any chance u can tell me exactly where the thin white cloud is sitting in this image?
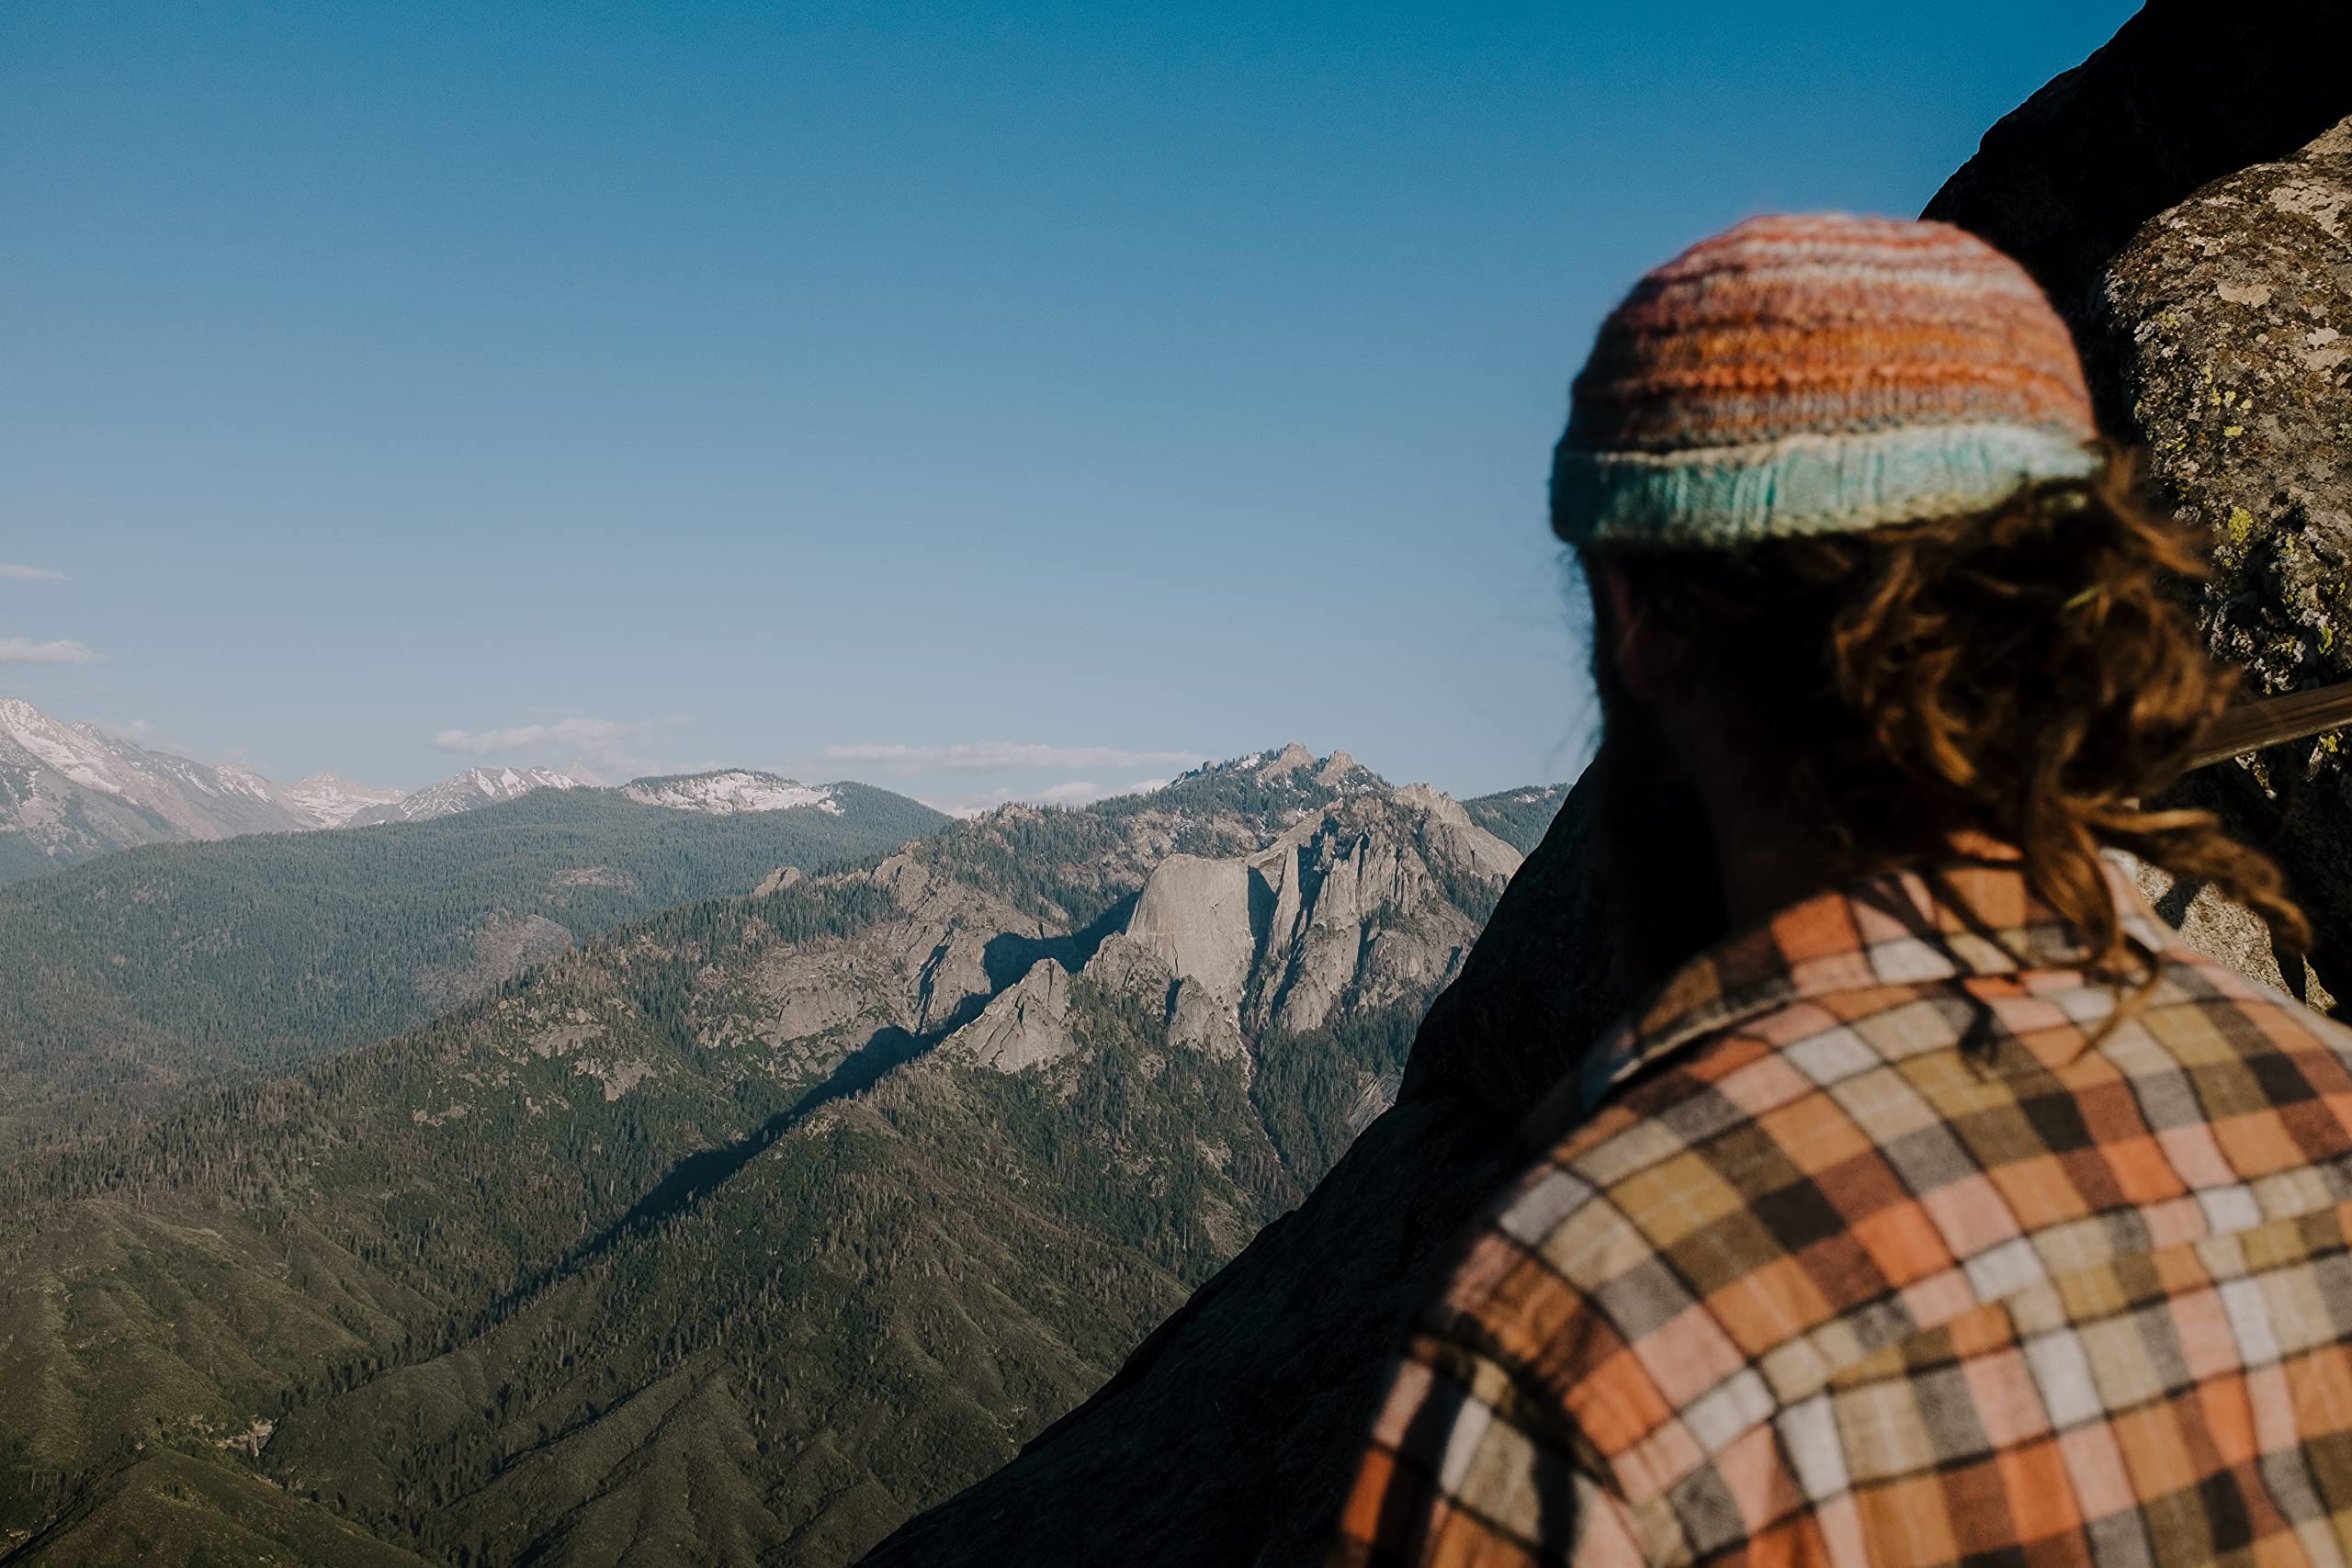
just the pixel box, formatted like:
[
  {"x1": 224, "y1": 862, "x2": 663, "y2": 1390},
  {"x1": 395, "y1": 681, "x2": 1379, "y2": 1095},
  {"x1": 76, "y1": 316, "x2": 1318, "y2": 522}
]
[
  {"x1": 918, "y1": 795, "x2": 1001, "y2": 820},
  {"x1": 434, "y1": 716, "x2": 629, "y2": 754},
  {"x1": 0, "y1": 564, "x2": 67, "y2": 581},
  {"x1": 823, "y1": 741, "x2": 1206, "y2": 773},
  {"x1": 429, "y1": 714, "x2": 700, "y2": 785},
  {"x1": 921, "y1": 776, "x2": 1171, "y2": 816},
  {"x1": 0, "y1": 636, "x2": 103, "y2": 663},
  {"x1": 1033, "y1": 777, "x2": 1171, "y2": 806}
]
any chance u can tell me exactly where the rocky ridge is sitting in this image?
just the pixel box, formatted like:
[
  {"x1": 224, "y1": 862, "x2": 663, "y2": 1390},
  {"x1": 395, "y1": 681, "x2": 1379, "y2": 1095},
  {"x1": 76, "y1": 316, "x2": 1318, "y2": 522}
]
[
  {"x1": 0, "y1": 697, "x2": 1063, "y2": 886},
  {"x1": 0, "y1": 697, "x2": 321, "y2": 880}
]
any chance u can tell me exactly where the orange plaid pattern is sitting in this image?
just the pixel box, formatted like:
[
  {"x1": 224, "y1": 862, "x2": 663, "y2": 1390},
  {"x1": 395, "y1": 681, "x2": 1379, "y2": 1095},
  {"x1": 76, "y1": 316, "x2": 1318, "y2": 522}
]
[{"x1": 1333, "y1": 856, "x2": 2352, "y2": 1565}]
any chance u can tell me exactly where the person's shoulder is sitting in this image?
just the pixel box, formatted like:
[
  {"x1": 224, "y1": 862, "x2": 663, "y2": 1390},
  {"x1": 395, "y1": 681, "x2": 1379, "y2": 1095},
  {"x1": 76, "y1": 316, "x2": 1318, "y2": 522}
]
[
  {"x1": 1432, "y1": 1062, "x2": 1788, "y2": 1349},
  {"x1": 2150, "y1": 938, "x2": 2352, "y2": 1055}
]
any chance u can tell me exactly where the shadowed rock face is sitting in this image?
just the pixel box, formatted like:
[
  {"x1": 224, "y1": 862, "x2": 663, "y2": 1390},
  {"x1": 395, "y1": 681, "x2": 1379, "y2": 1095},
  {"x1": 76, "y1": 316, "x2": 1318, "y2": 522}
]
[
  {"x1": 869, "y1": 14, "x2": 2352, "y2": 1566},
  {"x1": 1922, "y1": 0, "x2": 2352, "y2": 320}
]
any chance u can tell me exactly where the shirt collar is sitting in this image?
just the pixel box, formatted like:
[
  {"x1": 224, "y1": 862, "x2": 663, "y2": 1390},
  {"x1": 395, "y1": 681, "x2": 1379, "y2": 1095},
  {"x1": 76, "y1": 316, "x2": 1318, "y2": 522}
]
[{"x1": 1577, "y1": 851, "x2": 2179, "y2": 1113}]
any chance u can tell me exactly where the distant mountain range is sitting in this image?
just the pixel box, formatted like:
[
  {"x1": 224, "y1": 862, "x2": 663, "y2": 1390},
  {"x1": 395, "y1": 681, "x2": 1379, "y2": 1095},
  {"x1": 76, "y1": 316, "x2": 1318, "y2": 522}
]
[
  {"x1": 0, "y1": 774, "x2": 948, "y2": 1151},
  {"x1": 277, "y1": 770, "x2": 410, "y2": 828},
  {"x1": 0, "y1": 697, "x2": 920, "y2": 886},
  {"x1": 0, "y1": 697, "x2": 322, "y2": 878},
  {"x1": 345, "y1": 765, "x2": 582, "y2": 827},
  {"x1": 0, "y1": 745, "x2": 1566, "y2": 1567}
]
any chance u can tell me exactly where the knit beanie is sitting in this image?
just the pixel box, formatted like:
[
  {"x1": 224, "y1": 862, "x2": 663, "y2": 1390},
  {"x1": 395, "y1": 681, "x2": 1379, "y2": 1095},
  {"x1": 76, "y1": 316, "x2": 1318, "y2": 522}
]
[{"x1": 1552, "y1": 213, "x2": 2101, "y2": 549}]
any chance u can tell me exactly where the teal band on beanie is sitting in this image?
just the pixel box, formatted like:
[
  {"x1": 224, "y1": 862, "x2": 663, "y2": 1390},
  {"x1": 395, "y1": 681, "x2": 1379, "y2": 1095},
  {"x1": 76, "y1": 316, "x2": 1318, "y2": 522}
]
[
  {"x1": 1555, "y1": 214, "x2": 2104, "y2": 550},
  {"x1": 1552, "y1": 422, "x2": 2103, "y2": 548}
]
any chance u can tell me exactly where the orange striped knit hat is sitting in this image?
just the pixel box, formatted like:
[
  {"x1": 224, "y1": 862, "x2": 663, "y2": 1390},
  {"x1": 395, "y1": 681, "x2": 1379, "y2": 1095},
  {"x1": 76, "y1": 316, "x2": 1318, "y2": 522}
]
[{"x1": 1552, "y1": 213, "x2": 2101, "y2": 548}]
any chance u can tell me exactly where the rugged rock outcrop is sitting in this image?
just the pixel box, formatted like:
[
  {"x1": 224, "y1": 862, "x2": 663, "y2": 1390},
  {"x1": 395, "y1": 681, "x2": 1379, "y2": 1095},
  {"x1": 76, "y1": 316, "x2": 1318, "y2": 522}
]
[
  {"x1": 1126, "y1": 854, "x2": 1261, "y2": 1002},
  {"x1": 2085, "y1": 121, "x2": 2352, "y2": 626},
  {"x1": 1118, "y1": 797, "x2": 1521, "y2": 1045},
  {"x1": 865, "y1": 784, "x2": 1612, "y2": 1566},
  {"x1": 1083, "y1": 932, "x2": 1250, "y2": 1063},
  {"x1": 2085, "y1": 118, "x2": 2352, "y2": 1005},
  {"x1": 946, "y1": 958, "x2": 1076, "y2": 1072},
  {"x1": 1261, "y1": 741, "x2": 1317, "y2": 778},
  {"x1": 752, "y1": 863, "x2": 805, "y2": 898},
  {"x1": 870, "y1": 12, "x2": 2352, "y2": 1566},
  {"x1": 731, "y1": 849, "x2": 1046, "y2": 1081},
  {"x1": 2130, "y1": 855, "x2": 2338, "y2": 1016}
]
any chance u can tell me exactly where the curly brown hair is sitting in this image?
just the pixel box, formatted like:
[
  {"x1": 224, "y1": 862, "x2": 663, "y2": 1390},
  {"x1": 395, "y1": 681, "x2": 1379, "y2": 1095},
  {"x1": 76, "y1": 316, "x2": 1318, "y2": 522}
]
[{"x1": 1589, "y1": 450, "x2": 2309, "y2": 995}]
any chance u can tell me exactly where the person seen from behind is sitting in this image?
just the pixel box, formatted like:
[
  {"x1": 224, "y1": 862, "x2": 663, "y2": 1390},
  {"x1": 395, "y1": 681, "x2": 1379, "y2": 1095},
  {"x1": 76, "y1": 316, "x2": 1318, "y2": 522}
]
[{"x1": 1333, "y1": 213, "x2": 2352, "y2": 1565}]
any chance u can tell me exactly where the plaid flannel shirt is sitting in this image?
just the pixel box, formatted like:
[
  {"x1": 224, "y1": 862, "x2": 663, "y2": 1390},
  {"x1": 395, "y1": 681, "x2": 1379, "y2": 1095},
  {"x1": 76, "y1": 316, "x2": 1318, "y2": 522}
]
[{"x1": 1334, "y1": 855, "x2": 2352, "y2": 1566}]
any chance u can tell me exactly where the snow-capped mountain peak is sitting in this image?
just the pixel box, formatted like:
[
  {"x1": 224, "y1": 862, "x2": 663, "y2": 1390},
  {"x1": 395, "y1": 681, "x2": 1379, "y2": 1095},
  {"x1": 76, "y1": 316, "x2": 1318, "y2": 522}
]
[
  {"x1": 0, "y1": 697, "x2": 334, "y2": 878},
  {"x1": 0, "y1": 697, "x2": 133, "y2": 795},
  {"x1": 282, "y1": 772, "x2": 410, "y2": 829},
  {"x1": 619, "y1": 770, "x2": 842, "y2": 816},
  {"x1": 346, "y1": 767, "x2": 582, "y2": 828}
]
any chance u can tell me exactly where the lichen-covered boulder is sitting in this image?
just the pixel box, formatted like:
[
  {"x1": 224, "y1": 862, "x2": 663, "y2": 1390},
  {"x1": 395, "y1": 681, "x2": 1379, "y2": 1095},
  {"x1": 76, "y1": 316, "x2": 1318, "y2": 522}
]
[
  {"x1": 2090, "y1": 118, "x2": 2352, "y2": 700},
  {"x1": 2084, "y1": 118, "x2": 2352, "y2": 1006}
]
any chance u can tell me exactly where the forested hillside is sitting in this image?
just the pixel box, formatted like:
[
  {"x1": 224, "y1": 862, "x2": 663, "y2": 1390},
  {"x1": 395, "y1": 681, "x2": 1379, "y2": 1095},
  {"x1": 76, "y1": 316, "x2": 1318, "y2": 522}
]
[
  {"x1": 0, "y1": 747, "x2": 1532, "y2": 1567},
  {"x1": 0, "y1": 779, "x2": 945, "y2": 1152},
  {"x1": 1463, "y1": 782, "x2": 1571, "y2": 853}
]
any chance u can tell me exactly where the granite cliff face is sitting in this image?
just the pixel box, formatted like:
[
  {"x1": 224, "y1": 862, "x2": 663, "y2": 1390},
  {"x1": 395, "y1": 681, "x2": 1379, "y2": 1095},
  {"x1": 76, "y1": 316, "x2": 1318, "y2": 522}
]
[
  {"x1": 871, "y1": 13, "x2": 2352, "y2": 1565},
  {"x1": 1124, "y1": 796, "x2": 1512, "y2": 1038}
]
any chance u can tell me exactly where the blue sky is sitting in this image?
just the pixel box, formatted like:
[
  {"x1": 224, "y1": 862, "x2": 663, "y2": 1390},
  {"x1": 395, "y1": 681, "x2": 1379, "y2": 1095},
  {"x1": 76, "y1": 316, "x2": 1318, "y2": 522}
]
[{"x1": 2, "y1": 0, "x2": 2131, "y2": 811}]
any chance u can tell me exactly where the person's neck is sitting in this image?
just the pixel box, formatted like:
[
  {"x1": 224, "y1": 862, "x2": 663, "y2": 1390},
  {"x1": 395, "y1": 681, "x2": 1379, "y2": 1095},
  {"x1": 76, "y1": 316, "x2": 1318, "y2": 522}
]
[
  {"x1": 1685, "y1": 754, "x2": 1869, "y2": 932},
  {"x1": 1702, "y1": 790, "x2": 2019, "y2": 934},
  {"x1": 1705, "y1": 807, "x2": 1846, "y2": 932}
]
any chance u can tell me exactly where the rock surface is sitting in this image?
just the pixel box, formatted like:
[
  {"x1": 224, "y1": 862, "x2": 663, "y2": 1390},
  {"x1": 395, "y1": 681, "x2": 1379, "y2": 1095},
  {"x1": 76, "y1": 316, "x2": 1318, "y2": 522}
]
[
  {"x1": 2084, "y1": 118, "x2": 2352, "y2": 1007},
  {"x1": 1932, "y1": 22, "x2": 2352, "y2": 1010},
  {"x1": 2087, "y1": 118, "x2": 2352, "y2": 703},
  {"x1": 752, "y1": 863, "x2": 805, "y2": 898},
  {"x1": 2128, "y1": 854, "x2": 2338, "y2": 1016},
  {"x1": 947, "y1": 958, "x2": 1076, "y2": 1072},
  {"x1": 1922, "y1": 0, "x2": 2352, "y2": 320},
  {"x1": 1125, "y1": 854, "x2": 1261, "y2": 1002}
]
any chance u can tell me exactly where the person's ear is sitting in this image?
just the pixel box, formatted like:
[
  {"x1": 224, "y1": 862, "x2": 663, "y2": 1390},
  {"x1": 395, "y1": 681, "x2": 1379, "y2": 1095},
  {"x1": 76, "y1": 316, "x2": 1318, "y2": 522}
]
[{"x1": 1591, "y1": 558, "x2": 1670, "y2": 706}]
